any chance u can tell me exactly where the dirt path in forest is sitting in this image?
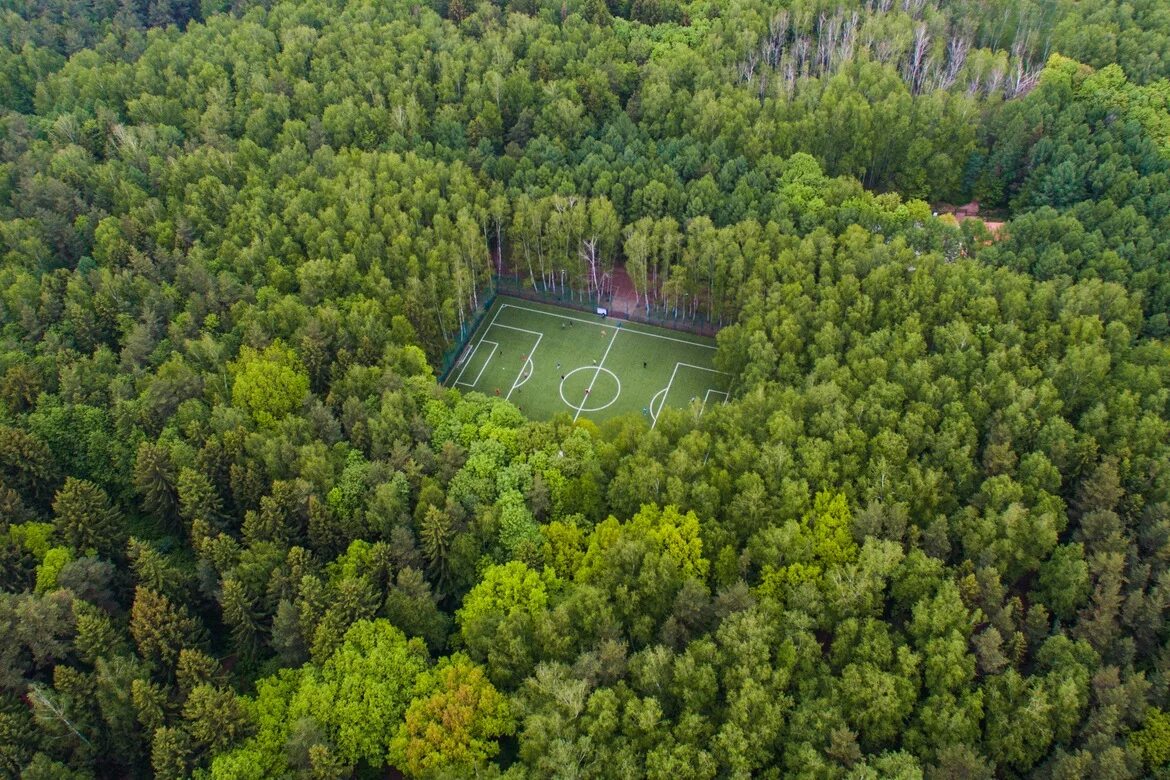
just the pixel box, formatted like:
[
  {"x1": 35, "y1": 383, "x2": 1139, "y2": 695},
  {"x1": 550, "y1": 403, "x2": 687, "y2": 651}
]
[
  {"x1": 609, "y1": 265, "x2": 640, "y2": 315},
  {"x1": 934, "y1": 200, "x2": 1006, "y2": 237}
]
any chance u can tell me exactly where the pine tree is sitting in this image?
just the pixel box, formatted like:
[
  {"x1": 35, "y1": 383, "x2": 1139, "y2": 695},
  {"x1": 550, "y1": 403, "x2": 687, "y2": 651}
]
[
  {"x1": 130, "y1": 587, "x2": 207, "y2": 674},
  {"x1": 133, "y1": 442, "x2": 179, "y2": 529},
  {"x1": 0, "y1": 425, "x2": 56, "y2": 507},
  {"x1": 419, "y1": 504, "x2": 453, "y2": 590},
  {"x1": 175, "y1": 648, "x2": 221, "y2": 694},
  {"x1": 52, "y1": 477, "x2": 124, "y2": 558},
  {"x1": 177, "y1": 467, "x2": 222, "y2": 526},
  {"x1": 220, "y1": 577, "x2": 265, "y2": 662},
  {"x1": 181, "y1": 684, "x2": 250, "y2": 755},
  {"x1": 150, "y1": 726, "x2": 192, "y2": 780}
]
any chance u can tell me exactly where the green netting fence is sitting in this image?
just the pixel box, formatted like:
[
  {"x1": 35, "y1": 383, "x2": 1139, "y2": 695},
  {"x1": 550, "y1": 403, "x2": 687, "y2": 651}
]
[{"x1": 437, "y1": 291, "x2": 497, "y2": 384}]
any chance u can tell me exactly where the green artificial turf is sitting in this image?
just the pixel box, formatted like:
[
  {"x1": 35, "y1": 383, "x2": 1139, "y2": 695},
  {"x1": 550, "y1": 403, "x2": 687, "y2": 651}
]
[{"x1": 447, "y1": 296, "x2": 730, "y2": 424}]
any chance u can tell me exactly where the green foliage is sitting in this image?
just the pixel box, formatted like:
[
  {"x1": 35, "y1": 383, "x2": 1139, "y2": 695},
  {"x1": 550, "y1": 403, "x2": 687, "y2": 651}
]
[
  {"x1": 457, "y1": 561, "x2": 557, "y2": 686},
  {"x1": 182, "y1": 683, "x2": 251, "y2": 755},
  {"x1": 52, "y1": 477, "x2": 123, "y2": 558},
  {"x1": 298, "y1": 618, "x2": 428, "y2": 766},
  {"x1": 133, "y1": 442, "x2": 180, "y2": 530},
  {"x1": 976, "y1": 54, "x2": 1170, "y2": 330},
  {"x1": 7, "y1": 522, "x2": 54, "y2": 559},
  {"x1": 579, "y1": 504, "x2": 709, "y2": 582},
  {"x1": 33, "y1": 547, "x2": 71, "y2": 593},
  {"x1": 1035, "y1": 542, "x2": 1091, "y2": 620},
  {"x1": 208, "y1": 670, "x2": 302, "y2": 779},
  {"x1": 0, "y1": 590, "x2": 75, "y2": 690},
  {"x1": 213, "y1": 619, "x2": 429, "y2": 774},
  {"x1": 230, "y1": 343, "x2": 310, "y2": 427},
  {"x1": 758, "y1": 491, "x2": 857, "y2": 599},
  {"x1": 497, "y1": 488, "x2": 540, "y2": 555},
  {"x1": 129, "y1": 586, "x2": 207, "y2": 673},
  {"x1": 28, "y1": 402, "x2": 126, "y2": 493},
  {"x1": 4, "y1": 0, "x2": 1170, "y2": 776},
  {"x1": 1133, "y1": 708, "x2": 1170, "y2": 771},
  {"x1": 390, "y1": 654, "x2": 514, "y2": 777}
]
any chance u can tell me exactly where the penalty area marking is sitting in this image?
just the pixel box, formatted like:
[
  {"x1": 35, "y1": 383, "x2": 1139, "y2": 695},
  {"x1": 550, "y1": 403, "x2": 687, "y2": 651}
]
[
  {"x1": 454, "y1": 339, "x2": 499, "y2": 388},
  {"x1": 651, "y1": 362, "x2": 731, "y2": 430},
  {"x1": 453, "y1": 342, "x2": 474, "y2": 368},
  {"x1": 559, "y1": 366, "x2": 622, "y2": 415},
  {"x1": 701, "y1": 388, "x2": 730, "y2": 413},
  {"x1": 676, "y1": 361, "x2": 730, "y2": 376},
  {"x1": 450, "y1": 301, "x2": 506, "y2": 388}
]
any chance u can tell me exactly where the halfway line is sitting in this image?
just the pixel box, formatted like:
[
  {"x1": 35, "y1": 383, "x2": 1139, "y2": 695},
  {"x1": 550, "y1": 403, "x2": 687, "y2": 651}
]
[{"x1": 575, "y1": 328, "x2": 621, "y2": 422}]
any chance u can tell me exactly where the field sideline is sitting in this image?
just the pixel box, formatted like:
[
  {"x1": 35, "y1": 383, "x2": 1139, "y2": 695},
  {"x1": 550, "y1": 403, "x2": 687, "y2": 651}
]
[{"x1": 447, "y1": 296, "x2": 730, "y2": 424}]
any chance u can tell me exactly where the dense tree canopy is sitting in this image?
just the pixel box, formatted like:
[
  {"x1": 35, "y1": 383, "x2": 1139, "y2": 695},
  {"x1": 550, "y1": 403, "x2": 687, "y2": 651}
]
[{"x1": 4, "y1": 0, "x2": 1170, "y2": 776}]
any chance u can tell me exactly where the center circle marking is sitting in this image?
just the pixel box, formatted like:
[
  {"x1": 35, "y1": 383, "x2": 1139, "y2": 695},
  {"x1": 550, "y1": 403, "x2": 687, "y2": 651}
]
[{"x1": 559, "y1": 366, "x2": 622, "y2": 413}]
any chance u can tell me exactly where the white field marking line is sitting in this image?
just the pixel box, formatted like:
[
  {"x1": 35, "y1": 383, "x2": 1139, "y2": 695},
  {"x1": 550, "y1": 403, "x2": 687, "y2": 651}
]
[
  {"x1": 648, "y1": 387, "x2": 667, "y2": 423},
  {"x1": 451, "y1": 337, "x2": 483, "y2": 385},
  {"x1": 701, "y1": 388, "x2": 730, "y2": 414},
  {"x1": 651, "y1": 362, "x2": 682, "y2": 431},
  {"x1": 500, "y1": 303, "x2": 716, "y2": 350},
  {"x1": 493, "y1": 323, "x2": 544, "y2": 337},
  {"x1": 513, "y1": 357, "x2": 535, "y2": 390},
  {"x1": 574, "y1": 328, "x2": 621, "y2": 422},
  {"x1": 506, "y1": 333, "x2": 542, "y2": 401},
  {"x1": 451, "y1": 336, "x2": 498, "y2": 385},
  {"x1": 451, "y1": 304, "x2": 505, "y2": 387},
  {"x1": 451, "y1": 340, "x2": 481, "y2": 385},
  {"x1": 559, "y1": 366, "x2": 622, "y2": 413},
  {"x1": 465, "y1": 341, "x2": 500, "y2": 388},
  {"x1": 454, "y1": 342, "x2": 475, "y2": 368},
  {"x1": 451, "y1": 341, "x2": 498, "y2": 390},
  {"x1": 676, "y1": 362, "x2": 731, "y2": 375}
]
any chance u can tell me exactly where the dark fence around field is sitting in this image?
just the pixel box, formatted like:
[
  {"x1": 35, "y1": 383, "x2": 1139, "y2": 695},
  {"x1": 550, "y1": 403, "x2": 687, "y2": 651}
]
[
  {"x1": 437, "y1": 292, "x2": 497, "y2": 383},
  {"x1": 492, "y1": 275, "x2": 720, "y2": 339}
]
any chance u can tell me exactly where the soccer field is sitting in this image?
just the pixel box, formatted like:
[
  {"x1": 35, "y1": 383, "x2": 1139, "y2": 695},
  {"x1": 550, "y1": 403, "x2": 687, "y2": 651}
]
[{"x1": 447, "y1": 296, "x2": 730, "y2": 425}]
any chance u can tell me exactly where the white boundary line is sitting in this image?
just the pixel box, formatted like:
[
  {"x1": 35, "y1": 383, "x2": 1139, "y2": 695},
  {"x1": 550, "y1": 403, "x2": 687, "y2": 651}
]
[
  {"x1": 701, "y1": 388, "x2": 730, "y2": 413},
  {"x1": 455, "y1": 340, "x2": 499, "y2": 388},
  {"x1": 494, "y1": 323, "x2": 544, "y2": 337},
  {"x1": 574, "y1": 328, "x2": 621, "y2": 422},
  {"x1": 506, "y1": 333, "x2": 542, "y2": 401},
  {"x1": 677, "y1": 362, "x2": 730, "y2": 375},
  {"x1": 501, "y1": 303, "x2": 715, "y2": 350},
  {"x1": 453, "y1": 338, "x2": 496, "y2": 386}
]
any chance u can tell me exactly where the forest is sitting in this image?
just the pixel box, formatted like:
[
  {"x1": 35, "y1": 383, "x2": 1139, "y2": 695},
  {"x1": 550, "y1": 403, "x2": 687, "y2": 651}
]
[{"x1": 4, "y1": 0, "x2": 1170, "y2": 777}]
